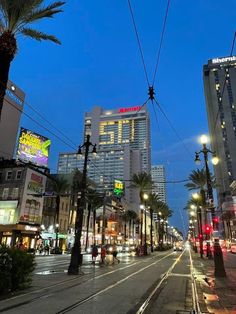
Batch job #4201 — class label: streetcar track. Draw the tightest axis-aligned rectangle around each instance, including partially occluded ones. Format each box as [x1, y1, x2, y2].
[56, 251, 174, 314]
[134, 250, 185, 314]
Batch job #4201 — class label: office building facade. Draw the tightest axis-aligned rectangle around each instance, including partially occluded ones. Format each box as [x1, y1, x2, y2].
[203, 56, 236, 205]
[58, 105, 151, 210]
[0, 81, 25, 159]
[151, 165, 167, 203]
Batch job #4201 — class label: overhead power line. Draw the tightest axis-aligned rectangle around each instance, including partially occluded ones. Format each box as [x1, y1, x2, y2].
[3, 97, 77, 151]
[152, 0, 171, 86]
[127, 0, 150, 87]
[1, 79, 78, 149]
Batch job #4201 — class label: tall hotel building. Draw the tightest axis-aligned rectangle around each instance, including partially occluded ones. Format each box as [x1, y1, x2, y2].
[151, 165, 167, 203]
[203, 56, 236, 205]
[58, 105, 151, 210]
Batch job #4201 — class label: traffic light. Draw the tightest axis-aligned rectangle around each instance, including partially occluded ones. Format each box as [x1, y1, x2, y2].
[204, 224, 211, 234]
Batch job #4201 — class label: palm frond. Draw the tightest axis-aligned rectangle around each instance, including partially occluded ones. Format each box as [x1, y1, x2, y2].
[21, 27, 61, 44]
[22, 1, 65, 24]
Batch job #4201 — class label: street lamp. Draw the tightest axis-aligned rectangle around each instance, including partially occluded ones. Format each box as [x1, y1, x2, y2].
[195, 134, 226, 277]
[55, 223, 59, 249]
[68, 134, 97, 275]
[143, 193, 149, 255]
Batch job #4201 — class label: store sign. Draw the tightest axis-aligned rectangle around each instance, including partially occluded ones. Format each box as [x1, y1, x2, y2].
[113, 179, 124, 197]
[119, 106, 141, 113]
[19, 168, 46, 224]
[25, 225, 38, 232]
[17, 128, 51, 167]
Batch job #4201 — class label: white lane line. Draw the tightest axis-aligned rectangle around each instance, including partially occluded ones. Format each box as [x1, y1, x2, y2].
[136, 250, 185, 314]
[56, 252, 174, 314]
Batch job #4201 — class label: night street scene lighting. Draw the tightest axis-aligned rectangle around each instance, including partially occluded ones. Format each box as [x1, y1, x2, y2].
[195, 135, 226, 277]
[68, 135, 97, 275]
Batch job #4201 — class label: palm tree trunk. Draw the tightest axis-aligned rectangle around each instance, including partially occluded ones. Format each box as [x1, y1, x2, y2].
[150, 209, 153, 252]
[124, 219, 127, 242]
[85, 204, 91, 250]
[129, 219, 131, 239]
[0, 32, 16, 120]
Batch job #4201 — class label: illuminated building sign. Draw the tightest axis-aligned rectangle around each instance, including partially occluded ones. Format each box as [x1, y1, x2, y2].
[119, 106, 141, 113]
[99, 119, 135, 145]
[17, 128, 51, 167]
[212, 56, 236, 64]
[114, 179, 124, 197]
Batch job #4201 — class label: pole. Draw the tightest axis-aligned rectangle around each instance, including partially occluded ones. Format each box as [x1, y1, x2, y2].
[201, 144, 226, 276]
[101, 193, 107, 245]
[144, 202, 147, 255]
[150, 208, 153, 252]
[140, 209, 143, 246]
[68, 135, 90, 275]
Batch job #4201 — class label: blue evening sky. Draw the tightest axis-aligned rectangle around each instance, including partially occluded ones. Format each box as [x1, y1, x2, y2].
[10, 0, 236, 233]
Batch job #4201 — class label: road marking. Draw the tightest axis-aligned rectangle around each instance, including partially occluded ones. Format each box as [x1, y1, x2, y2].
[136, 250, 185, 314]
[56, 251, 174, 314]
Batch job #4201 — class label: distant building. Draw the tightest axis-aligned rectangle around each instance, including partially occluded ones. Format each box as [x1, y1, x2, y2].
[0, 81, 25, 159]
[203, 56, 236, 205]
[58, 105, 151, 212]
[151, 165, 167, 203]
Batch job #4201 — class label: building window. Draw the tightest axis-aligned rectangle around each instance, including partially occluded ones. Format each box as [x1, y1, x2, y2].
[2, 188, 9, 199]
[12, 188, 19, 199]
[16, 170, 22, 180]
[6, 171, 12, 180]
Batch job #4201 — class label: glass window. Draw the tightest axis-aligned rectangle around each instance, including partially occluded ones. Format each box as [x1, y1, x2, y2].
[12, 188, 19, 199]
[2, 188, 9, 199]
[16, 170, 22, 180]
[6, 171, 12, 180]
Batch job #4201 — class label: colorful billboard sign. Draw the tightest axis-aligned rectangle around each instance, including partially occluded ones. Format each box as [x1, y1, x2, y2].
[113, 179, 124, 197]
[17, 128, 51, 167]
[19, 168, 46, 224]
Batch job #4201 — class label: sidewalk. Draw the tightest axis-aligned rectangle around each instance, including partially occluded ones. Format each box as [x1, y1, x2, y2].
[192, 250, 236, 313]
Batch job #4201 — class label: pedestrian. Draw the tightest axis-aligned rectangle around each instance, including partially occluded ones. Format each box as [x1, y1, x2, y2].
[91, 243, 98, 265]
[44, 244, 50, 255]
[16, 239, 26, 251]
[112, 243, 120, 264]
[100, 245, 107, 265]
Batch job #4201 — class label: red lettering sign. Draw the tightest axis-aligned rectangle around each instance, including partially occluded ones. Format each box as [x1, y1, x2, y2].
[119, 106, 141, 113]
[31, 173, 43, 184]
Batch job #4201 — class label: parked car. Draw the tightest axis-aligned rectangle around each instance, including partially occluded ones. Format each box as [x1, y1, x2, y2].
[230, 242, 236, 253]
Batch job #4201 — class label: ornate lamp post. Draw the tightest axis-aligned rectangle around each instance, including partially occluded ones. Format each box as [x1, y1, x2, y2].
[68, 135, 96, 275]
[195, 134, 226, 277]
[143, 193, 149, 255]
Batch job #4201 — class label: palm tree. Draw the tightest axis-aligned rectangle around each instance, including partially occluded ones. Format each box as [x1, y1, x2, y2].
[131, 172, 152, 246]
[0, 0, 65, 119]
[53, 176, 69, 248]
[147, 193, 160, 252]
[85, 190, 103, 250]
[185, 168, 215, 258]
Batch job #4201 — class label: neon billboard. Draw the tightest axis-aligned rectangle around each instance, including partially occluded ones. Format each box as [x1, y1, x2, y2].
[17, 128, 51, 167]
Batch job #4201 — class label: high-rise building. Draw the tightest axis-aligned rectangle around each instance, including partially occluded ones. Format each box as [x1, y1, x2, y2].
[58, 105, 151, 211]
[151, 165, 167, 203]
[203, 56, 236, 205]
[0, 81, 25, 159]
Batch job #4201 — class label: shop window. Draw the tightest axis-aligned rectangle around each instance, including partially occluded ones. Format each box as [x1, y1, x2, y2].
[6, 171, 12, 180]
[2, 188, 9, 199]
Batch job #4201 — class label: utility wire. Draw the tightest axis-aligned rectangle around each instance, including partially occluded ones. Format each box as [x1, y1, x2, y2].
[152, 0, 171, 86]
[213, 31, 236, 133]
[3, 97, 77, 151]
[127, 0, 150, 87]
[153, 98, 192, 158]
[2, 81, 78, 148]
